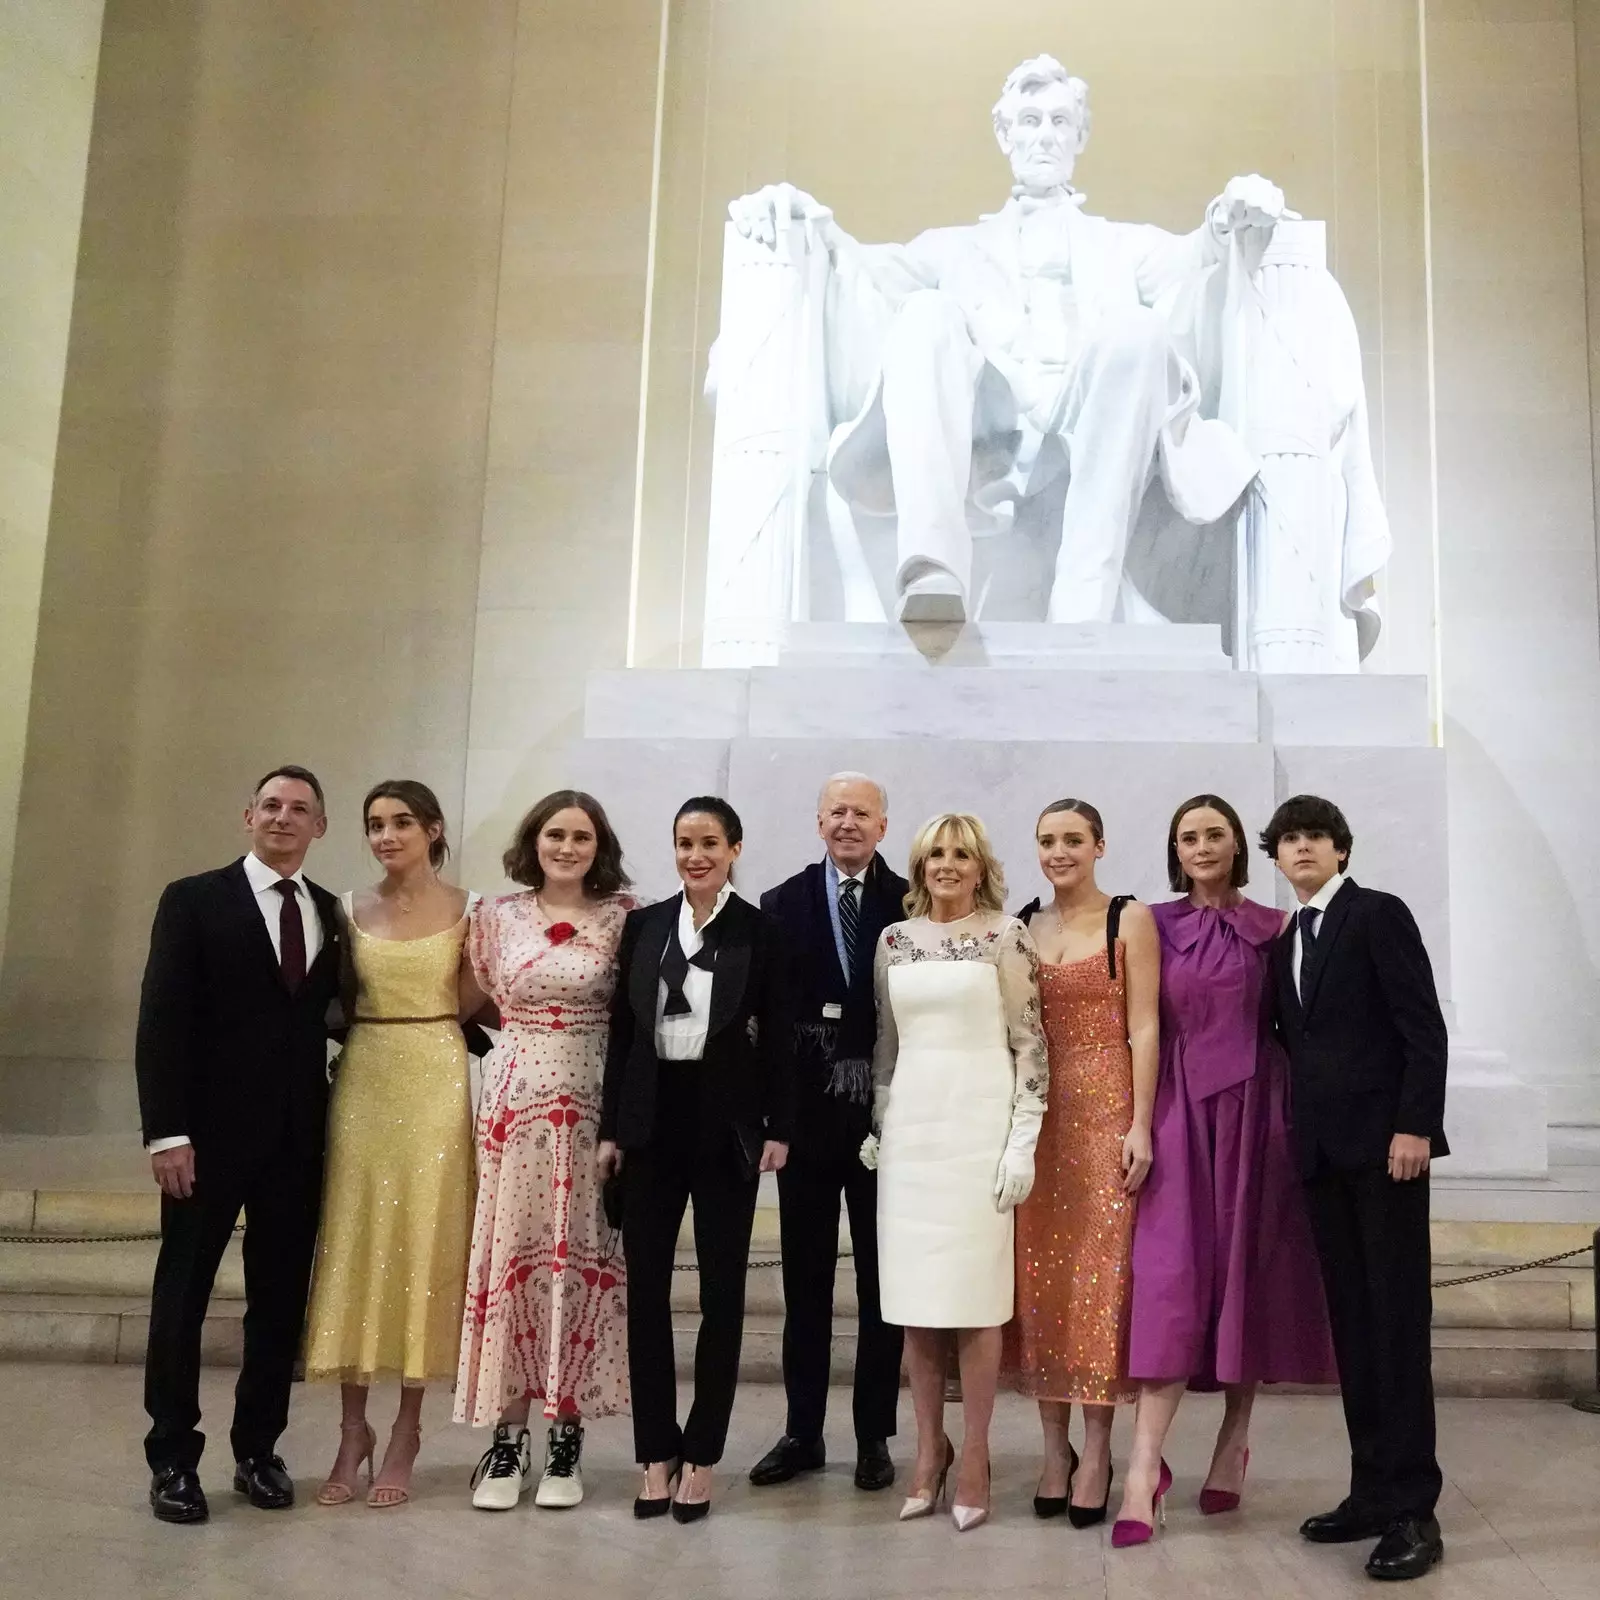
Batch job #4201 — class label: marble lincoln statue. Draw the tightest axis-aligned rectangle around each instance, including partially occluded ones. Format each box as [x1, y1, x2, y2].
[715, 53, 1390, 657]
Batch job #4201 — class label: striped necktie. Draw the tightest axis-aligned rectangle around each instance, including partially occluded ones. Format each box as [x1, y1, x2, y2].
[839, 877, 861, 978]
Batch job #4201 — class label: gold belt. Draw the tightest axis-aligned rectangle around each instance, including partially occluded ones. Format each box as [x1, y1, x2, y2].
[352, 1014, 458, 1025]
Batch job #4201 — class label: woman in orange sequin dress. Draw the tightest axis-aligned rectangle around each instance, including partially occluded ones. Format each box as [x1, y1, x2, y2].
[1008, 799, 1159, 1527]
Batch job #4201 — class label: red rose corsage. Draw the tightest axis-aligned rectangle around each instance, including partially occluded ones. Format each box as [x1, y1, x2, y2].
[546, 922, 577, 946]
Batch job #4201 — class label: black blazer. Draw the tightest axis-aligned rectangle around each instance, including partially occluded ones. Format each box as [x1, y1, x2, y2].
[1270, 878, 1449, 1176]
[600, 892, 797, 1154]
[135, 859, 343, 1173]
[759, 854, 907, 1158]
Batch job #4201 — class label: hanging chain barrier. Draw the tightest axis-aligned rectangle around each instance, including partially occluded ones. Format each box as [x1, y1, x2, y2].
[0, 1224, 1587, 1290]
[1430, 1244, 1593, 1290]
[0, 1225, 787, 1270]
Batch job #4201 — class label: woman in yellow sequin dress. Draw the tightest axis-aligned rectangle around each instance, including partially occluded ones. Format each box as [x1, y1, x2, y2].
[304, 781, 476, 1508]
[1007, 799, 1159, 1527]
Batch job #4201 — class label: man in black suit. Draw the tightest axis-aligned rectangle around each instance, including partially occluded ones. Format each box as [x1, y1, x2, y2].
[136, 766, 344, 1524]
[1263, 794, 1448, 1582]
[749, 773, 907, 1493]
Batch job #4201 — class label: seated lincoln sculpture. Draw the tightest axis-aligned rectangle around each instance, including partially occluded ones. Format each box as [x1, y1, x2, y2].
[726, 55, 1306, 630]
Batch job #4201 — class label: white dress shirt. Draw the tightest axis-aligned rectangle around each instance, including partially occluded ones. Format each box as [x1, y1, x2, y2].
[654, 883, 733, 1061]
[1292, 871, 1347, 1000]
[147, 851, 325, 1154]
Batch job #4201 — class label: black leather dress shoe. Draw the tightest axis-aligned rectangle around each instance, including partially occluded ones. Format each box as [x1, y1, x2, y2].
[853, 1440, 895, 1492]
[150, 1466, 209, 1524]
[1300, 1498, 1386, 1543]
[1365, 1516, 1444, 1581]
[748, 1435, 825, 1487]
[233, 1455, 294, 1509]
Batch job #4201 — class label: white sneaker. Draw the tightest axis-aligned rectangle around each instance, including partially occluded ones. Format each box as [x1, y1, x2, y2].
[534, 1421, 585, 1509]
[471, 1423, 532, 1510]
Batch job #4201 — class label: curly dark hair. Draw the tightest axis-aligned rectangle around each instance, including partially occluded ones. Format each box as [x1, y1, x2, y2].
[503, 790, 631, 894]
[1167, 794, 1250, 891]
[1259, 794, 1353, 866]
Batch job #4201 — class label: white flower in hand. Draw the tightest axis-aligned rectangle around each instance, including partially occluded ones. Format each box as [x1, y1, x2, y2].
[859, 1133, 880, 1171]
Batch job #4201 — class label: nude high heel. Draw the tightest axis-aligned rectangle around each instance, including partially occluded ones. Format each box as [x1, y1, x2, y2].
[898, 1437, 955, 1521]
[316, 1421, 376, 1507]
[367, 1425, 421, 1508]
[951, 1456, 991, 1533]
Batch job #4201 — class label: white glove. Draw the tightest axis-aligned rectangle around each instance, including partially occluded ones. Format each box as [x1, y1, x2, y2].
[859, 1133, 880, 1171]
[994, 1147, 1034, 1211]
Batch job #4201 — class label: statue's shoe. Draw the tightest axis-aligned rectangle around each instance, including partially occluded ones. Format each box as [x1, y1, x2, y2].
[896, 572, 966, 624]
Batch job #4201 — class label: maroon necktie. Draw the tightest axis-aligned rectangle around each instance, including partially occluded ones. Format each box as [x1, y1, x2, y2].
[273, 879, 307, 993]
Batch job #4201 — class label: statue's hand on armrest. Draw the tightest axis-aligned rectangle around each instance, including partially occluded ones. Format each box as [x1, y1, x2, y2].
[729, 182, 838, 253]
[1207, 173, 1298, 246]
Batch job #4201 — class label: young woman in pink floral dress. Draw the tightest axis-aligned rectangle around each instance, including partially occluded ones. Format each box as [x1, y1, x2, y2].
[455, 790, 637, 1511]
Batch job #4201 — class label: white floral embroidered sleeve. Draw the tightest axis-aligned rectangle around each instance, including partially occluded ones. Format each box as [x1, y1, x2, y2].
[994, 916, 1049, 1208]
[862, 929, 900, 1165]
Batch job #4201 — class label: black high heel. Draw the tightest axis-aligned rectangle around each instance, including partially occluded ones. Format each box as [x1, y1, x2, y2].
[633, 1458, 681, 1519]
[670, 1462, 712, 1523]
[1066, 1458, 1113, 1529]
[1034, 1443, 1080, 1519]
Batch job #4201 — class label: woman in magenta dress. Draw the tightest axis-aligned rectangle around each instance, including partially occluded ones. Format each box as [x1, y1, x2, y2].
[1114, 794, 1335, 1544]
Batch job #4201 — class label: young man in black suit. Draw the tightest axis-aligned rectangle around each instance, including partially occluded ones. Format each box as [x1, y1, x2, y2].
[748, 773, 907, 1494]
[136, 766, 344, 1524]
[1264, 795, 1448, 1582]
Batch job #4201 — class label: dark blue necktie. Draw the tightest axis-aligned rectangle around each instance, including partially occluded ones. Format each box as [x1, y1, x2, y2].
[839, 878, 861, 977]
[1297, 906, 1321, 998]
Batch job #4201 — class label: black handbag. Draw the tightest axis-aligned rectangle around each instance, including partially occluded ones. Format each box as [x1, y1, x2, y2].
[601, 1170, 626, 1233]
[731, 1122, 764, 1182]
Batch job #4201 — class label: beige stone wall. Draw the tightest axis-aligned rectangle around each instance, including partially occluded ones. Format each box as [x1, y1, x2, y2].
[456, 0, 666, 892]
[1427, 0, 1600, 1121]
[0, 2, 105, 968]
[0, 0, 522, 1131]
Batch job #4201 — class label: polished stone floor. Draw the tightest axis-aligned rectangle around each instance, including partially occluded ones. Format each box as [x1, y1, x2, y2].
[2, 1365, 1596, 1599]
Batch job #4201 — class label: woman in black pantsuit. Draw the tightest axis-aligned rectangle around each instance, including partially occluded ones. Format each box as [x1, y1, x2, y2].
[598, 796, 796, 1522]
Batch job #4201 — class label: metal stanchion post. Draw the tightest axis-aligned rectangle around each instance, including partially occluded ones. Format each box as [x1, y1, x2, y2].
[1572, 1226, 1600, 1414]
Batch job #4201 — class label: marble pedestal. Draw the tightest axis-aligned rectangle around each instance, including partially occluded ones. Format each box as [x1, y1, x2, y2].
[576, 640, 1546, 1176]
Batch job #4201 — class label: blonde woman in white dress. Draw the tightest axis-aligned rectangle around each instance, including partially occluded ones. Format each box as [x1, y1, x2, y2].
[865, 812, 1047, 1532]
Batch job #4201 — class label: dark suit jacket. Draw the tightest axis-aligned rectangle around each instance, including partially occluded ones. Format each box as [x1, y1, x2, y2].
[135, 858, 343, 1173]
[1270, 878, 1449, 1176]
[759, 854, 907, 1159]
[601, 891, 797, 1154]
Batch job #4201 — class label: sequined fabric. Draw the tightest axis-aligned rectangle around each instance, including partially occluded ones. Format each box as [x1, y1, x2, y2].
[453, 892, 636, 1426]
[1007, 946, 1137, 1404]
[303, 914, 474, 1386]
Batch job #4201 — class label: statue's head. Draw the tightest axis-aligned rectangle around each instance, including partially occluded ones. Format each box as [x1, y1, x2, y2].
[992, 55, 1090, 194]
